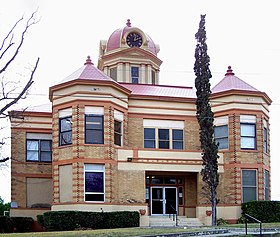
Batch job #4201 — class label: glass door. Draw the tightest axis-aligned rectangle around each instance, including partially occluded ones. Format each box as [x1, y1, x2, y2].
[151, 187, 177, 215]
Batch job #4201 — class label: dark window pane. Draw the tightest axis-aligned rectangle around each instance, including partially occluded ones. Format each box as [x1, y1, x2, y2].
[172, 130, 183, 140]
[132, 77, 139, 84]
[164, 177, 176, 184]
[144, 140, 155, 148]
[242, 170, 256, 186]
[144, 128, 155, 139]
[173, 141, 183, 150]
[243, 187, 257, 203]
[60, 131, 72, 145]
[158, 129, 169, 140]
[41, 151, 52, 162]
[159, 141, 169, 149]
[131, 67, 139, 77]
[151, 177, 164, 184]
[41, 140, 51, 151]
[86, 130, 104, 144]
[114, 133, 121, 146]
[86, 116, 103, 130]
[216, 138, 228, 149]
[214, 125, 228, 138]
[85, 194, 104, 202]
[85, 172, 104, 192]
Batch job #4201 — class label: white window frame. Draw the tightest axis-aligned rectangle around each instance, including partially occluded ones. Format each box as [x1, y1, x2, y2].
[114, 110, 123, 146]
[59, 108, 72, 146]
[85, 106, 104, 144]
[143, 120, 184, 150]
[84, 164, 105, 202]
[242, 169, 257, 203]
[214, 116, 229, 150]
[240, 115, 256, 150]
[264, 170, 269, 200]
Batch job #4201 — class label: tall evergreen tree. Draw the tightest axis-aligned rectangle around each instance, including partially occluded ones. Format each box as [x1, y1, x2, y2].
[194, 14, 219, 226]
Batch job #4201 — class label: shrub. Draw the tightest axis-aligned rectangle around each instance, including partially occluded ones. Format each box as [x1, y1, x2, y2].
[0, 216, 33, 233]
[37, 214, 44, 228]
[217, 218, 228, 225]
[241, 200, 280, 223]
[42, 211, 139, 231]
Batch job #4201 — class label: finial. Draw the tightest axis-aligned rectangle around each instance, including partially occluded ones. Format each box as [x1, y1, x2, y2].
[225, 66, 235, 76]
[84, 56, 93, 65]
[126, 19, 131, 27]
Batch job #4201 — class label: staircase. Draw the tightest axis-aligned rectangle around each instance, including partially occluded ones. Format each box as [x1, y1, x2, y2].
[149, 216, 203, 227]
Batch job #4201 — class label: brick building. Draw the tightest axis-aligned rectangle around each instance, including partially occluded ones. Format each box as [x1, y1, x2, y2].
[9, 20, 272, 226]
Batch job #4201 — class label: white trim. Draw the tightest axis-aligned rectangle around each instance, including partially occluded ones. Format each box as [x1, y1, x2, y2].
[58, 108, 72, 118]
[26, 133, 52, 140]
[143, 119, 184, 129]
[114, 110, 124, 122]
[85, 106, 104, 115]
[214, 116, 228, 126]
[240, 115, 256, 123]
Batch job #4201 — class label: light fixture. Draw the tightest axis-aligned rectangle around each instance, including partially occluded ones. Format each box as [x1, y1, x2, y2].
[127, 157, 132, 162]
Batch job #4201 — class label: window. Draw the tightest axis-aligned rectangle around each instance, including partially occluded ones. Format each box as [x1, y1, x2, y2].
[240, 115, 256, 149]
[158, 129, 169, 149]
[264, 127, 268, 153]
[110, 67, 117, 81]
[214, 125, 228, 149]
[84, 164, 105, 202]
[152, 70, 156, 84]
[26, 139, 52, 162]
[114, 120, 122, 146]
[143, 120, 184, 150]
[85, 107, 104, 144]
[172, 129, 184, 149]
[214, 116, 228, 150]
[144, 128, 155, 148]
[59, 108, 72, 146]
[131, 66, 139, 84]
[114, 110, 123, 146]
[264, 170, 269, 200]
[59, 117, 72, 145]
[242, 170, 257, 203]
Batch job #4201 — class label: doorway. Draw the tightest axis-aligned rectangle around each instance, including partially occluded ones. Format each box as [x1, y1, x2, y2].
[151, 187, 177, 215]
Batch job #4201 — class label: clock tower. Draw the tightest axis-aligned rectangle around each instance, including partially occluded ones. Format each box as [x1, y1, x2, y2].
[97, 19, 162, 85]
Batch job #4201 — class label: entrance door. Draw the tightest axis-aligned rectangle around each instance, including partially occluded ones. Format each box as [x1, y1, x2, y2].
[151, 187, 177, 215]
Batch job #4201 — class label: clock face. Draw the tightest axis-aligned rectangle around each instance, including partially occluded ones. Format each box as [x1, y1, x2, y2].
[126, 32, 143, 47]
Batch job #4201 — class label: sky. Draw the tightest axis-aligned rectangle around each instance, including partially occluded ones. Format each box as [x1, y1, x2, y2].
[0, 0, 280, 203]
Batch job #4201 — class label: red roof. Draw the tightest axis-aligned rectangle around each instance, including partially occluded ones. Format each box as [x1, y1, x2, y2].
[212, 66, 259, 94]
[120, 83, 196, 99]
[60, 56, 114, 83]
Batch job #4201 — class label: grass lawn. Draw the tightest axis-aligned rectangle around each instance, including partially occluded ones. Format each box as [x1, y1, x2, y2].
[0, 227, 201, 237]
[2, 223, 280, 237]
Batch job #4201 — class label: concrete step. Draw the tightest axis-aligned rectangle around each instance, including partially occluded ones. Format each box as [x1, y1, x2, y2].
[149, 216, 203, 227]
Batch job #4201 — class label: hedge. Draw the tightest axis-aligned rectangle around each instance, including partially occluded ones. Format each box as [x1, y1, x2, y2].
[241, 200, 280, 223]
[42, 210, 140, 231]
[0, 216, 33, 233]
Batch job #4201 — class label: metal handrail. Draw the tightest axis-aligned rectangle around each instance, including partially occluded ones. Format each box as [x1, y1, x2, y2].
[169, 205, 178, 226]
[244, 213, 262, 236]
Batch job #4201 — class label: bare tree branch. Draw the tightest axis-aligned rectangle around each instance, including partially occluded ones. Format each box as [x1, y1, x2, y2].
[0, 157, 9, 163]
[0, 11, 39, 75]
[0, 57, 40, 116]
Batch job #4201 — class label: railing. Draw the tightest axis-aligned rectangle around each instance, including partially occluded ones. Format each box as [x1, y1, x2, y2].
[244, 213, 262, 236]
[169, 205, 178, 226]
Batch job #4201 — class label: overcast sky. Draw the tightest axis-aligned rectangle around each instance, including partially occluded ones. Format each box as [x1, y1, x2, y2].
[1, 0, 280, 203]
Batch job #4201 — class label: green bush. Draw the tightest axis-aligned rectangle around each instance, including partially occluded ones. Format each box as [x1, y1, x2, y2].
[217, 218, 228, 225]
[42, 211, 139, 231]
[37, 214, 44, 228]
[241, 200, 280, 223]
[0, 216, 33, 233]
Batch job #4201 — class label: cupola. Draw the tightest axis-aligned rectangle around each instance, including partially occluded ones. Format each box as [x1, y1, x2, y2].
[97, 20, 162, 85]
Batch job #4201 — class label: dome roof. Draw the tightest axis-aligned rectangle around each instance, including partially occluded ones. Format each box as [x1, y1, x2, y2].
[106, 19, 158, 55]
